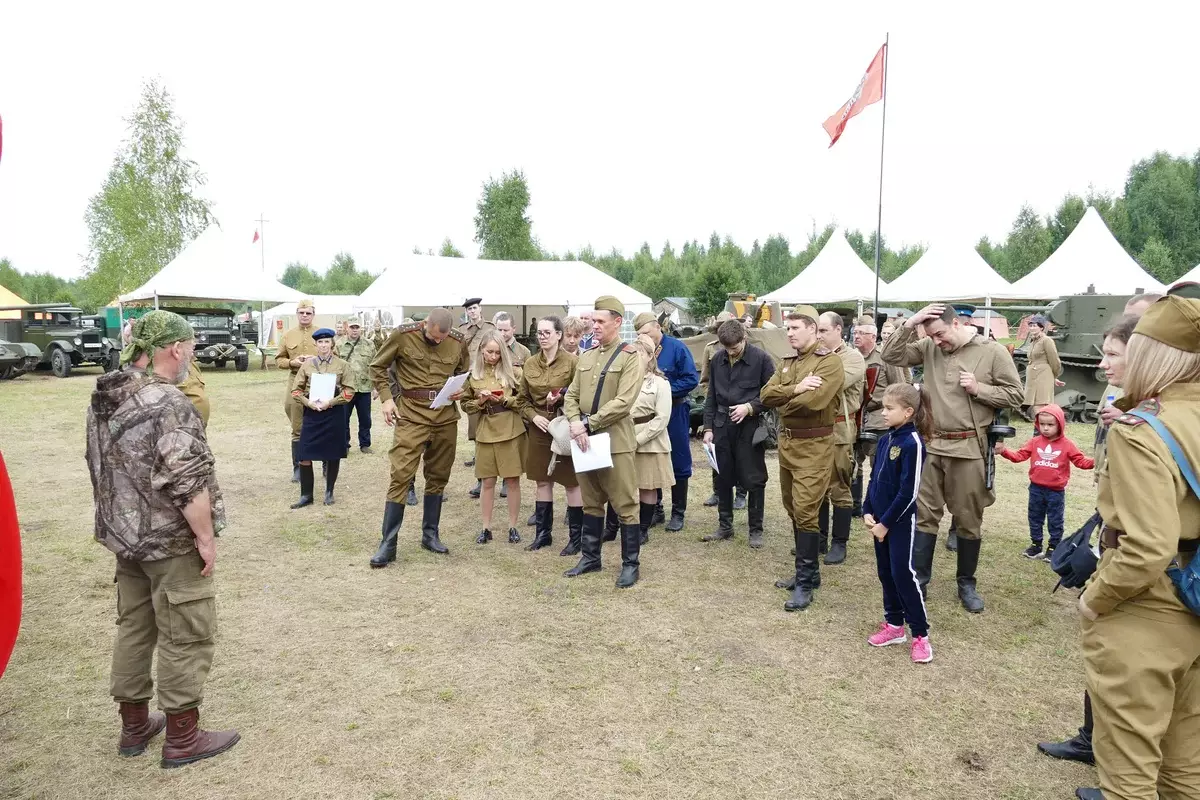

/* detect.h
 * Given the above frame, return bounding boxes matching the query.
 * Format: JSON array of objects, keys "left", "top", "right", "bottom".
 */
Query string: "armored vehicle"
[
  {"left": 165, "top": 307, "right": 251, "bottom": 371},
  {"left": 0, "top": 305, "right": 121, "bottom": 377},
  {"left": 683, "top": 326, "right": 792, "bottom": 447},
  {"left": 0, "top": 339, "right": 42, "bottom": 379}
]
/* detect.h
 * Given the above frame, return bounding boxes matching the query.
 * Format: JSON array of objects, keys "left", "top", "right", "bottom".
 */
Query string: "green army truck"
[
  {"left": 0, "top": 305, "right": 121, "bottom": 377},
  {"left": 164, "top": 307, "right": 251, "bottom": 371}
]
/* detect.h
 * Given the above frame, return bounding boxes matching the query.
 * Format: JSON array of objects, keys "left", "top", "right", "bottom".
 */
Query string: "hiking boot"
[
  {"left": 910, "top": 636, "right": 933, "bottom": 664},
  {"left": 159, "top": 709, "right": 239, "bottom": 769},
  {"left": 867, "top": 622, "right": 907, "bottom": 648},
  {"left": 1022, "top": 543, "right": 1043, "bottom": 559},
  {"left": 117, "top": 701, "right": 166, "bottom": 756}
]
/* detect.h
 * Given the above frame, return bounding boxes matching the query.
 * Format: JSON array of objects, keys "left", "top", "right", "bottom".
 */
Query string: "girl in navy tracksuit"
[{"left": 863, "top": 383, "right": 934, "bottom": 664}]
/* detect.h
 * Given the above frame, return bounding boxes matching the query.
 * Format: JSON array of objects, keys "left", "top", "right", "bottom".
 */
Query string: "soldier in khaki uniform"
[
  {"left": 338, "top": 317, "right": 377, "bottom": 454},
  {"left": 368, "top": 308, "right": 469, "bottom": 568},
  {"left": 1076, "top": 295, "right": 1200, "bottom": 800},
  {"left": 882, "top": 302, "right": 1023, "bottom": 613},
  {"left": 563, "top": 295, "right": 646, "bottom": 588},
  {"left": 492, "top": 311, "right": 530, "bottom": 500},
  {"left": 459, "top": 298, "right": 496, "bottom": 495},
  {"left": 761, "top": 306, "right": 845, "bottom": 612},
  {"left": 275, "top": 298, "right": 318, "bottom": 481},
  {"left": 850, "top": 315, "right": 906, "bottom": 516},
  {"left": 816, "top": 312, "right": 865, "bottom": 565}
]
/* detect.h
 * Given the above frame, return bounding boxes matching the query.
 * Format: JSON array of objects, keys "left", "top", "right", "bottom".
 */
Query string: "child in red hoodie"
[{"left": 995, "top": 404, "right": 1094, "bottom": 560}]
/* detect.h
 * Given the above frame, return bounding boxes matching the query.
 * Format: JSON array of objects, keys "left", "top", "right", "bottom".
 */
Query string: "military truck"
[
  {"left": 0, "top": 339, "right": 42, "bottom": 379},
  {"left": 164, "top": 307, "right": 251, "bottom": 371},
  {"left": 0, "top": 304, "right": 121, "bottom": 377},
  {"left": 724, "top": 293, "right": 784, "bottom": 328}
]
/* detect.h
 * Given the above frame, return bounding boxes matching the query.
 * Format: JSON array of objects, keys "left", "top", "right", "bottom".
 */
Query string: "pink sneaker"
[
  {"left": 911, "top": 636, "right": 933, "bottom": 663},
  {"left": 867, "top": 622, "right": 907, "bottom": 647}
]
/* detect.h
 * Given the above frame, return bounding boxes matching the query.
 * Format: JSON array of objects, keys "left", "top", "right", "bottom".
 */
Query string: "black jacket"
[{"left": 703, "top": 344, "right": 775, "bottom": 432}]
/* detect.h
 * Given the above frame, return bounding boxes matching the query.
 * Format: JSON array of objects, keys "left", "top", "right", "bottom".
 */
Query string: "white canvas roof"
[
  {"left": 1175, "top": 263, "right": 1200, "bottom": 285},
  {"left": 1009, "top": 207, "right": 1166, "bottom": 298},
  {"left": 264, "top": 295, "right": 362, "bottom": 319},
  {"left": 882, "top": 242, "right": 1021, "bottom": 302},
  {"left": 760, "top": 229, "right": 888, "bottom": 304},
  {"left": 119, "top": 226, "right": 307, "bottom": 305},
  {"left": 355, "top": 254, "right": 651, "bottom": 314}
]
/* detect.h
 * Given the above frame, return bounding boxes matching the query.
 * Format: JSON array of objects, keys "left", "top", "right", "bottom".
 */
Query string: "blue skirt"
[{"left": 298, "top": 406, "right": 348, "bottom": 462}]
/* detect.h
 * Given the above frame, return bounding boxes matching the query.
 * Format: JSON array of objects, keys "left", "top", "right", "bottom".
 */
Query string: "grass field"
[{"left": 0, "top": 366, "right": 1102, "bottom": 799}]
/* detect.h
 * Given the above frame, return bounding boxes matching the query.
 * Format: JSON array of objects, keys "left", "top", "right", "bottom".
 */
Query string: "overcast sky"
[{"left": 2, "top": 1, "right": 1198, "bottom": 281}]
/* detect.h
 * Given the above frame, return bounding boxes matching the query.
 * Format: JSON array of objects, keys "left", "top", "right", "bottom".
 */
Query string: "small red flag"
[
  {"left": 823, "top": 44, "right": 886, "bottom": 147},
  {"left": 252, "top": 230, "right": 260, "bottom": 243}
]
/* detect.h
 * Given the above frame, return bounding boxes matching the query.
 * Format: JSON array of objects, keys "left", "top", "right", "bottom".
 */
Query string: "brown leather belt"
[
  {"left": 633, "top": 414, "right": 655, "bottom": 425},
  {"left": 482, "top": 404, "right": 512, "bottom": 416},
  {"left": 533, "top": 404, "right": 560, "bottom": 415},
  {"left": 782, "top": 426, "right": 834, "bottom": 439},
  {"left": 400, "top": 388, "right": 440, "bottom": 401},
  {"left": 1101, "top": 526, "right": 1199, "bottom": 553},
  {"left": 935, "top": 429, "right": 978, "bottom": 440},
  {"left": 835, "top": 415, "right": 848, "bottom": 423}
]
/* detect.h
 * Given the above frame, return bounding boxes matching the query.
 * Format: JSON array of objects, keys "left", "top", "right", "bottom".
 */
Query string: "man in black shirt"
[{"left": 700, "top": 320, "right": 776, "bottom": 548}]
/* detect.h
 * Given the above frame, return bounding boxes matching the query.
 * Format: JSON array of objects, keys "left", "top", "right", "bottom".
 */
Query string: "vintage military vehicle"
[
  {"left": 0, "top": 304, "right": 121, "bottom": 377},
  {"left": 164, "top": 307, "right": 251, "bottom": 371},
  {"left": 0, "top": 339, "right": 42, "bottom": 379}
]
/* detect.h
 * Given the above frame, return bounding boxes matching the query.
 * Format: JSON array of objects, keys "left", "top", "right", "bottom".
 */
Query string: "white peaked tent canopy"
[
  {"left": 760, "top": 228, "right": 888, "bottom": 304},
  {"left": 356, "top": 254, "right": 651, "bottom": 313},
  {"left": 882, "top": 242, "right": 1021, "bottom": 302},
  {"left": 118, "top": 226, "right": 307, "bottom": 305},
  {"left": 1175, "top": 263, "right": 1200, "bottom": 285},
  {"left": 1009, "top": 207, "right": 1166, "bottom": 298}
]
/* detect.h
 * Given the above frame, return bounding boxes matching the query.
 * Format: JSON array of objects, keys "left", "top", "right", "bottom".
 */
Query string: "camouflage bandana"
[{"left": 120, "top": 310, "right": 194, "bottom": 366}]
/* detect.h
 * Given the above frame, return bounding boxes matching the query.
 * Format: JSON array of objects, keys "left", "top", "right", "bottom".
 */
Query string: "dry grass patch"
[{"left": 1, "top": 368, "right": 1100, "bottom": 799}]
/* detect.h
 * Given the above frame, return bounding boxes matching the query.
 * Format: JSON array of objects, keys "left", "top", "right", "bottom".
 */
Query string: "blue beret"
[{"left": 312, "top": 327, "right": 336, "bottom": 340}]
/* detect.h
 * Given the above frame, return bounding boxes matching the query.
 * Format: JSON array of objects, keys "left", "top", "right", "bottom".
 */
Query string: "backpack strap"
[
  {"left": 1127, "top": 410, "right": 1200, "bottom": 499},
  {"left": 589, "top": 345, "right": 628, "bottom": 416}
]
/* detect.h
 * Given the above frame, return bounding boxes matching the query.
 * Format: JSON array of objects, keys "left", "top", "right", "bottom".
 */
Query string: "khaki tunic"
[
  {"left": 565, "top": 337, "right": 645, "bottom": 521},
  {"left": 290, "top": 355, "right": 355, "bottom": 408},
  {"left": 507, "top": 338, "right": 531, "bottom": 380},
  {"left": 179, "top": 359, "right": 210, "bottom": 428},
  {"left": 760, "top": 342, "right": 845, "bottom": 531},
  {"left": 827, "top": 343, "right": 866, "bottom": 507},
  {"left": 517, "top": 348, "right": 578, "bottom": 487},
  {"left": 463, "top": 366, "right": 526, "bottom": 478},
  {"left": 458, "top": 319, "right": 496, "bottom": 442},
  {"left": 633, "top": 374, "right": 675, "bottom": 490},
  {"left": 1022, "top": 335, "right": 1062, "bottom": 406},
  {"left": 859, "top": 345, "right": 907, "bottom": 433},
  {"left": 369, "top": 322, "right": 470, "bottom": 500},
  {"left": 1080, "top": 385, "right": 1200, "bottom": 799},
  {"left": 276, "top": 324, "right": 317, "bottom": 441}
]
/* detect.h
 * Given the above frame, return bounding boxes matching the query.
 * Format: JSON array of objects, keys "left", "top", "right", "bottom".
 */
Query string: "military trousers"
[
  {"left": 824, "top": 443, "right": 854, "bottom": 508},
  {"left": 915, "top": 454, "right": 993, "bottom": 540},
  {"left": 578, "top": 451, "right": 638, "bottom": 523},
  {"left": 110, "top": 552, "right": 216, "bottom": 714},
  {"left": 283, "top": 375, "right": 304, "bottom": 441},
  {"left": 387, "top": 419, "right": 457, "bottom": 501},
  {"left": 1082, "top": 603, "right": 1200, "bottom": 800},
  {"left": 777, "top": 433, "right": 833, "bottom": 531}
]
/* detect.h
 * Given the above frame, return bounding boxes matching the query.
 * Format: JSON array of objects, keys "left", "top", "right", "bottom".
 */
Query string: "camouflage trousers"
[{"left": 110, "top": 552, "right": 216, "bottom": 713}]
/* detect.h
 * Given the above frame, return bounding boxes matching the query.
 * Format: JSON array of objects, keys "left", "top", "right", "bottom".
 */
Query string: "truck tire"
[
  {"left": 105, "top": 350, "right": 121, "bottom": 372},
  {"left": 51, "top": 348, "right": 72, "bottom": 378},
  {"left": 235, "top": 351, "right": 249, "bottom": 372}
]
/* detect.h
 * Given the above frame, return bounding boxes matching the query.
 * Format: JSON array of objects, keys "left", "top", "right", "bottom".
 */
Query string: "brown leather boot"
[
  {"left": 118, "top": 701, "right": 166, "bottom": 756},
  {"left": 160, "top": 708, "right": 240, "bottom": 768}
]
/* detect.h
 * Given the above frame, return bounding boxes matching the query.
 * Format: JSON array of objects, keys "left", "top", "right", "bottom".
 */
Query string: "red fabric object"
[
  {"left": 0, "top": 451, "right": 21, "bottom": 678},
  {"left": 823, "top": 44, "right": 886, "bottom": 147},
  {"left": 999, "top": 404, "right": 1094, "bottom": 490},
  {"left": 252, "top": 230, "right": 260, "bottom": 243}
]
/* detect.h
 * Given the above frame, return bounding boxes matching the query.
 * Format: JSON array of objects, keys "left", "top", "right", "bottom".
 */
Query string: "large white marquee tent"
[
  {"left": 760, "top": 228, "right": 888, "bottom": 305},
  {"left": 1009, "top": 207, "right": 1166, "bottom": 298},
  {"left": 882, "top": 242, "right": 1021, "bottom": 303},
  {"left": 1175, "top": 263, "right": 1200, "bottom": 285}
]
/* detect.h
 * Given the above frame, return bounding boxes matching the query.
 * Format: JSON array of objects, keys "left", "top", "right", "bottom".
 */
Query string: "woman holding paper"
[
  {"left": 463, "top": 331, "right": 527, "bottom": 545},
  {"left": 290, "top": 328, "right": 355, "bottom": 508},
  {"left": 630, "top": 335, "right": 674, "bottom": 545}
]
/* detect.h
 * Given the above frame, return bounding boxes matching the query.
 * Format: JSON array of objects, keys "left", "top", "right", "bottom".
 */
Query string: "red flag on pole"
[
  {"left": 252, "top": 230, "right": 260, "bottom": 243},
  {"left": 823, "top": 44, "right": 886, "bottom": 147}
]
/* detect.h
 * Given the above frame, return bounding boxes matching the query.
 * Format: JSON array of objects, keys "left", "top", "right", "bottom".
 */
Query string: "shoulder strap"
[
  {"left": 1127, "top": 410, "right": 1200, "bottom": 498},
  {"left": 590, "top": 346, "right": 627, "bottom": 416}
]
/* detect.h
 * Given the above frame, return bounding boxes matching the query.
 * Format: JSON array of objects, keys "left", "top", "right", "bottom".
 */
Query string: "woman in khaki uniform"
[
  {"left": 630, "top": 335, "right": 674, "bottom": 545},
  {"left": 517, "top": 316, "right": 583, "bottom": 554},
  {"left": 463, "top": 331, "right": 527, "bottom": 545},
  {"left": 1078, "top": 295, "right": 1200, "bottom": 800},
  {"left": 1022, "top": 315, "right": 1062, "bottom": 415},
  {"left": 290, "top": 328, "right": 355, "bottom": 508}
]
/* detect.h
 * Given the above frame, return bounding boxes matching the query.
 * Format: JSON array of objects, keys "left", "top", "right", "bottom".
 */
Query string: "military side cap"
[
  {"left": 463, "top": 297, "right": 482, "bottom": 308},
  {"left": 595, "top": 295, "right": 625, "bottom": 317},
  {"left": 633, "top": 311, "right": 657, "bottom": 330},
  {"left": 312, "top": 327, "right": 336, "bottom": 340},
  {"left": 1133, "top": 295, "right": 1200, "bottom": 353},
  {"left": 346, "top": 318, "right": 362, "bottom": 327},
  {"left": 1168, "top": 281, "right": 1200, "bottom": 300},
  {"left": 715, "top": 311, "right": 735, "bottom": 323},
  {"left": 297, "top": 297, "right": 315, "bottom": 310},
  {"left": 791, "top": 304, "right": 819, "bottom": 322}
]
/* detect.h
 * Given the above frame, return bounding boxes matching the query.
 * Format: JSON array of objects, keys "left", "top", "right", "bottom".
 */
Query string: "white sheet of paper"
[
  {"left": 703, "top": 442, "right": 719, "bottom": 473},
  {"left": 430, "top": 373, "right": 470, "bottom": 409},
  {"left": 308, "top": 373, "right": 337, "bottom": 404},
  {"left": 571, "top": 432, "right": 613, "bottom": 473}
]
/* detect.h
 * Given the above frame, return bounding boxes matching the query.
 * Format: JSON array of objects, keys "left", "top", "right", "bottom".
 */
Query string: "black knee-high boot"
[
  {"left": 817, "top": 499, "right": 830, "bottom": 554},
  {"left": 323, "top": 460, "right": 340, "bottom": 505},
  {"left": 369, "top": 501, "right": 405, "bottom": 567},
  {"left": 564, "top": 514, "right": 602, "bottom": 577},
  {"left": 291, "top": 442, "right": 300, "bottom": 483},
  {"left": 560, "top": 506, "right": 583, "bottom": 556},
  {"left": 526, "top": 500, "right": 554, "bottom": 551},
  {"left": 603, "top": 504, "right": 619, "bottom": 542},
  {"left": 639, "top": 501, "right": 656, "bottom": 545},
  {"left": 291, "top": 464, "right": 314, "bottom": 508},
  {"left": 665, "top": 478, "right": 687, "bottom": 531},
  {"left": 617, "top": 523, "right": 641, "bottom": 588}
]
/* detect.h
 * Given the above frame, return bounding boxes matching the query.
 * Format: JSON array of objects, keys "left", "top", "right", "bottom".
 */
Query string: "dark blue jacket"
[
  {"left": 656, "top": 335, "right": 698, "bottom": 400},
  {"left": 863, "top": 422, "right": 926, "bottom": 531}
]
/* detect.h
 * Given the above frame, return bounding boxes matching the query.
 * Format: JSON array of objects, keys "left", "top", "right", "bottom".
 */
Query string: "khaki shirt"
[
  {"left": 457, "top": 319, "right": 497, "bottom": 362},
  {"left": 518, "top": 348, "right": 577, "bottom": 423},
  {"left": 1083, "top": 385, "right": 1200, "bottom": 618},
  {"left": 832, "top": 342, "right": 866, "bottom": 445},
  {"left": 565, "top": 337, "right": 645, "bottom": 454},
  {"left": 179, "top": 359, "right": 210, "bottom": 428},
  {"left": 463, "top": 366, "right": 525, "bottom": 443},
  {"left": 859, "top": 345, "right": 907, "bottom": 432},
  {"left": 370, "top": 322, "right": 469, "bottom": 426},
  {"left": 507, "top": 338, "right": 531, "bottom": 382},
  {"left": 276, "top": 325, "right": 318, "bottom": 382},
  {"left": 291, "top": 355, "right": 355, "bottom": 408},
  {"left": 633, "top": 374, "right": 673, "bottom": 453},
  {"left": 698, "top": 339, "right": 721, "bottom": 391},
  {"left": 759, "top": 342, "right": 845, "bottom": 428},
  {"left": 337, "top": 335, "right": 377, "bottom": 393},
  {"left": 882, "top": 325, "right": 1023, "bottom": 459}
]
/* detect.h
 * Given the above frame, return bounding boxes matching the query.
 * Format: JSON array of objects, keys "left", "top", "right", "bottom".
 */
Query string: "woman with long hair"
[
  {"left": 1077, "top": 296, "right": 1200, "bottom": 799},
  {"left": 516, "top": 316, "right": 584, "bottom": 554},
  {"left": 629, "top": 335, "right": 674, "bottom": 545},
  {"left": 462, "top": 330, "right": 527, "bottom": 544}
]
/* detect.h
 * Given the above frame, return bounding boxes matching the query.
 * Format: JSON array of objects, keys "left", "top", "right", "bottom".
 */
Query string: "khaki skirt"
[
  {"left": 636, "top": 451, "right": 676, "bottom": 490},
  {"left": 476, "top": 432, "right": 527, "bottom": 479},
  {"left": 524, "top": 425, "right": 579, "bottom": 488}
]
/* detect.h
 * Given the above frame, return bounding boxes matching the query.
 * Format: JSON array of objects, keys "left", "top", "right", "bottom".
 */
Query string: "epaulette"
[
  {"left": 448, "top": 328, "right": 464, "bottom": 341},
  {"left": 814, "top": 346, "right": 832, "bottom": 356},
  {"left": 393, "top": 321, "right": 423, "bottom": 334},
  {"left": 1116, "top": 397, "right": 1161, "bottom": 426},
  {"left": 622, "top": 344, "right": 636, "bottom": 353}
]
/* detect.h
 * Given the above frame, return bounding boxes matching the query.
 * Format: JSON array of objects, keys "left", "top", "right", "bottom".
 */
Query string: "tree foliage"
[
  {"left": 474, "top": 170, "right": 541, "bottom": 260},
  {"left": 280, "top": 252, "right": 376, "bottom": 295}
]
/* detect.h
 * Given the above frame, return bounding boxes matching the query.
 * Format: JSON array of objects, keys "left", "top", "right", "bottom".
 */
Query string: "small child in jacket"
[
  {"left": 995, "top": 403, "right": 1094, "bottom": 560},
  {"left": 863, "top": 383, "right": 933, "bottom": 664}
]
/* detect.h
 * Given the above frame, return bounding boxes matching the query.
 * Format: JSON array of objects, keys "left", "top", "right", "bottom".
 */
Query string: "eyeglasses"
[{"left": 536, "top": 330, "right": 555, "bottom": 337}]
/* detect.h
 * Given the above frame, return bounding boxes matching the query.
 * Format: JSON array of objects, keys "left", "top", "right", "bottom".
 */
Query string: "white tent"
[
  {"left": 263, "top": 295, "right": 362, "bottom": 344},
  {"left": 1009, "top": 207, "right": 1166, "bottom": 298},
  {"left": 760, "top": 228, "right": 888, "bottom": 304},
  {"left": 1175, "top": 263, "right": 1200, "bottom": 285},
  {"left": 882, "top": 242, "right": 1022, "bottom": 302},
  {"left": 118, "top": 226, "right": 307, "bottom": 306}
]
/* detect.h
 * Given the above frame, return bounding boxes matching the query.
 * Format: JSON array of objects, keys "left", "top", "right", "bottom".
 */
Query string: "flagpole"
[
  {"left": 872, "top": 34, "right": 889, "bottom": 322},
  {"left": 257, "top": 212, "right": 268, "bottom": 349}
]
